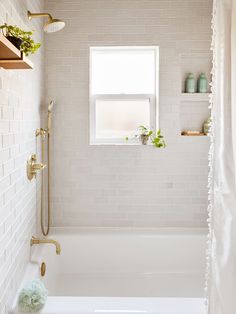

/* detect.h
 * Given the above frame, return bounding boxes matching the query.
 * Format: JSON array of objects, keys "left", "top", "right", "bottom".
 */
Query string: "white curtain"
[{"left": 207, "top": 0, "right": 236, "bottom": 313}]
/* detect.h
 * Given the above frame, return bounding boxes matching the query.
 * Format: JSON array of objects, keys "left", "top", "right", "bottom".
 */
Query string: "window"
[{"left": 90, "top": 46, "right": 159, "bottom": 144}]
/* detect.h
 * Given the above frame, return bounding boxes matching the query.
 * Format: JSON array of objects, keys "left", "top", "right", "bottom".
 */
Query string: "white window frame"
[{"left": 89, "top": 46, "right": 159, "bottom": 145}]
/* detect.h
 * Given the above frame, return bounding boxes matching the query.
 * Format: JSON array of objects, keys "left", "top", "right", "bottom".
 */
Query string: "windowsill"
[{"left": 89, "top": 142, "right": 155, "bottom": 146}]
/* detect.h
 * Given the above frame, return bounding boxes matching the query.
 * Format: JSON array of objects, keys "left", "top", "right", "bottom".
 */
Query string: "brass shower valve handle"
[{"left": 27, "top": 154, "right": 46, "bottom": 181}]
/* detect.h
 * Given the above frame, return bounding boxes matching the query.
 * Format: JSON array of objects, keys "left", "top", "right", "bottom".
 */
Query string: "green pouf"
[{"left": 18, "top": 279, "right": 48, "bottom": 312}]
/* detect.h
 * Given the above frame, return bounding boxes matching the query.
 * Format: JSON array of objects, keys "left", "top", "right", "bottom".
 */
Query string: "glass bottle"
[
  {"left": 197, "top": 73, "right": 208, "bottom": 93},
  {"left": 185, "top": 73, "right": 195, "bottom": 93}
]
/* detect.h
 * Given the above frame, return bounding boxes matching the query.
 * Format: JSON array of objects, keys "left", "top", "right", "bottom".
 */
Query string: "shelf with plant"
[
  {"left": 0, "top": 23, "right": 41, "bottom": 69},
  {"left": 181, "top": 117, "right": 211, "bottom": 137}
]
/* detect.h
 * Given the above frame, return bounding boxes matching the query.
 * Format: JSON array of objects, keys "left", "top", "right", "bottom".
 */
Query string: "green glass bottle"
[
  {"left": 197, "top": 73, "right": 208, "bottom": 93},
  {"left": 185, "top": 73, "right": 195, "bottom": 93}
]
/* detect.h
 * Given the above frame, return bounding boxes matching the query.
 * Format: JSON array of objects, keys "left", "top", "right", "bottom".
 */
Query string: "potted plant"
[
  {"left": 125, "top": 126, "right": 166, "bottom": 148},
  {"left": 135, "top": 125, "right": 153, "bottom": 145},
  {"left": 0, "top": 23, "right": 41, "bottom": 56}
]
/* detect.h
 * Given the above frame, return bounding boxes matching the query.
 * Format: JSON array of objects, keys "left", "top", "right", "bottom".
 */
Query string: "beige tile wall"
[{"left": 45, "top": 0, "right": 212, "bottom": 228}]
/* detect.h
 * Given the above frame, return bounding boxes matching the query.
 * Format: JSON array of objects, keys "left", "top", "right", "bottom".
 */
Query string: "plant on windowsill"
[
  {"left": 125, "top": 126, "right": 166, "bottom": 148},
  {"left": 0, "top": 23, "right": 41, "bottom": 56}
]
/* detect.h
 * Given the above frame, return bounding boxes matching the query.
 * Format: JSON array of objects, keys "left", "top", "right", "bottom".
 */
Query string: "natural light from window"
[
  {"left": 90, "top": 46, "right": 159, "bottom": 144},
  {"left": 96, "top": 98, "right": 150, "bottom": 138}
]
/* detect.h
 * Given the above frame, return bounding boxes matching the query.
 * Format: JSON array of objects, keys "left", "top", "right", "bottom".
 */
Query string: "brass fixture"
[
  {"left": 30, "top": 236, "right": 61, "bottom": 255},
  {"left": 27, "top": 154, "right": 46, "bottom": 181},
  {"left": 41, "top": 262, "right": 46, "bottom": 277},
  {"left": 27, "top": 10, "right": 65, "bottom": 33},
  {"left": 37, "top": 101, "right": 55, "bottom": 236},
  {"left": 47, "top": 100, "right": 54, "bottom": 134},
  {"left": 36, "top": 128, "right": 47, "bottom": 137}
]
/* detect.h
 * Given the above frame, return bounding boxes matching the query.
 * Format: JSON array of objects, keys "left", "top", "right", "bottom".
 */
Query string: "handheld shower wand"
[
  {"left": 37, "top": 100, "right": 55, "bottom": 236},
  {"left": 47, "top": 100, "right": 54, "bottom": 134},
  {"left": 48, "top": 100, "right": 54, "bottom": 112},
  {"left": 35, "top": 101, "right": 54, "bottom": 137}
]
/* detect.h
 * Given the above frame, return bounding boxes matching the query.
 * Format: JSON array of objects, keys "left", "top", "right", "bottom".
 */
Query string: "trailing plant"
[
  {"left": 125, "top": 126, "right": 166, "bottom": 148},
  {"left": 0, "top": 23, "right": 41, "bottom": 56},
  {"left": 151, "top": 129, "right": 166, "bottom": 148}
]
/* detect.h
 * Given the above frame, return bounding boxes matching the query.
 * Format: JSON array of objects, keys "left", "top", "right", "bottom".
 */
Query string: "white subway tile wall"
[
  {"left": 45, "top": 0, "right": 212, "bottom": 228},
  {"left": 0, "top": 0, "right": 44, "bottom": 313}
]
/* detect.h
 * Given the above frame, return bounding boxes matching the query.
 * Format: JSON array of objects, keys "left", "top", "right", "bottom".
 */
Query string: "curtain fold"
[{"left": 207, "top": 0, "right": 236, "bottom": 313}]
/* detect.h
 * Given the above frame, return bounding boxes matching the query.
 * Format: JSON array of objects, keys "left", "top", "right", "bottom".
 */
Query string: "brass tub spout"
[{"left": 30, "top": 236, "right": 61, "bottom": 255}]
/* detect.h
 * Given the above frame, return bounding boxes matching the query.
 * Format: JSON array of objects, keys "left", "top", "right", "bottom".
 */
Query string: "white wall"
[
  {"left": 45, "top": 0, "right": 212, "bottom": 228},
  {"left": 0, "top": 1, "right": 44, "bottom": 313}
]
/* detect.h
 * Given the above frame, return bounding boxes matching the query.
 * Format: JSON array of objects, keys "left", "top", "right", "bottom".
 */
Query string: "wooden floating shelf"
[
  {"left": 0, "top": 54, "right": 33, "bottom": 69},
  {"left": 180, "top": 93, "right": 210, "bottom": 102},
  {"left": 181, "top": 131, "right": 207, "bottom": 137},
  {"left": 181, "top": 130, "right": 205, "bottom": 136},
  {"left": 0, "top": 33, "right": 33, "bottom": 69},
  {"left": 181, "top": 134, "right": 207, "bottom": 137}
]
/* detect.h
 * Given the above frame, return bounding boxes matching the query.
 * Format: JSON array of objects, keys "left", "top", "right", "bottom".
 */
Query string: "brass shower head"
[{"left": 27, "top": 10, "right": 65, "bottom": 33}]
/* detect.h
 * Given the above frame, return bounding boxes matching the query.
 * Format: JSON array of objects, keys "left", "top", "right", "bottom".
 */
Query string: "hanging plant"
[{"left": 0, "top": 23, "right": 41, "bottom": 56}]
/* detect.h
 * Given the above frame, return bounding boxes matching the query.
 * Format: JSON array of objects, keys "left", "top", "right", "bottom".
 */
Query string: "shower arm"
[{"left": 27, "top": 11, "right": 53, "bottom": 21}]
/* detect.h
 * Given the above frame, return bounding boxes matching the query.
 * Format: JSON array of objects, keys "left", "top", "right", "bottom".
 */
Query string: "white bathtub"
[{"left": 12, "top": 228, "right": 207, "bottom": 314}]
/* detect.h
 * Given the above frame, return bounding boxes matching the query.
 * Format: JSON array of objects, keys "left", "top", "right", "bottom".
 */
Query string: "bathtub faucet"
[{"left": 30, "top": 236, "right": 61, "bottom": 255}]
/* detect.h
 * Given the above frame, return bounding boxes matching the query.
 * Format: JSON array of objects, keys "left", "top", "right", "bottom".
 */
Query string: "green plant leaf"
[
  {"left": 151, "top": 129, "right": 166, "bottom": 148},
  {"left": 0, "top": 23, "right": 41, "bottom": 56}
]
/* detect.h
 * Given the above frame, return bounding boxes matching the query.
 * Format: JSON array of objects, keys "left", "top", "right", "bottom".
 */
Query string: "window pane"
[
  {"left": 91, "top": 48, "right": 156, "bottom": 94},
  {"left": 95, "top": 98, "right": 150, "bottom": 138}
]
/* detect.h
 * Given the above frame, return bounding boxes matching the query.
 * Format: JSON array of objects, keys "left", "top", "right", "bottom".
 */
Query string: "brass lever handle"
[
  {"left": 27, "top": 154, "right": 46, "bottom": 180},
  {"left": 31, "top": 162, "right": 46, "bottom": 171}
]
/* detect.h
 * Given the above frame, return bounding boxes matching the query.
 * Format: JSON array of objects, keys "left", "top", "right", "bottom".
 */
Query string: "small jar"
[
  {"left": 197, "top": 73, "right": 208, "bottom": 93},
  {"left": 203, "top": 117, "right": 211, "bottom": 135},
  {"left": 185, "top": 73, "right": 195, "bottom": 93},
  {"left": 140, "top": 134, "right": 149, "bottom": 145}
]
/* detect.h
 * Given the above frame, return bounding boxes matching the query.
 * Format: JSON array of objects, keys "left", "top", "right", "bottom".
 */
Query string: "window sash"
[
  {"left": 90, "top": 94, "right": 157, "bottom": 144},
  {"left": 90, "top": 46, "right": 159, "bottom": 95}
]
